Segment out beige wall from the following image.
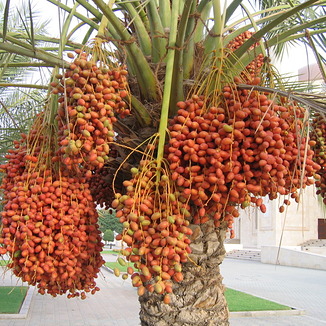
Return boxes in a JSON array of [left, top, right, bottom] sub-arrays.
[[261, 246, 326, 270], [238, 186, 322, 248]]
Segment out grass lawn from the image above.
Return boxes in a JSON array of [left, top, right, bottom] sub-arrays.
[[0, 286, 28, 314], [105, 261, 128, 273], [225, 288, 292, 312], [101, 250, 120, 255]]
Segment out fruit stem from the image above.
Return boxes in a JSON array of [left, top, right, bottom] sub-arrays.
[[92, 1, 114, 62], [156, 0, 180, 172]]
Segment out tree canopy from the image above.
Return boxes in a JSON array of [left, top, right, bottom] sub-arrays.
[[0, 0, 325, 324]]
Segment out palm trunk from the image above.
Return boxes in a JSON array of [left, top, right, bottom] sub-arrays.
[[139, 220, 229, 326]]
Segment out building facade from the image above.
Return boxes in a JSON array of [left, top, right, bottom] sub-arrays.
[[232, 186, 325, 248]]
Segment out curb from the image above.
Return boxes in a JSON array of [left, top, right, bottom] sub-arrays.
[[101, 265, 114, 274], [0, 286, 34, 319], [230, 308, 305, 318]]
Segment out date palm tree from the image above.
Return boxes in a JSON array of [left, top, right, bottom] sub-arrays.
[[1, 1, 325, 325]]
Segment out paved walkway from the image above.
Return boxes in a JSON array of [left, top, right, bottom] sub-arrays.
[[0, 256, 325, 325], [0, 265, 140, 326]]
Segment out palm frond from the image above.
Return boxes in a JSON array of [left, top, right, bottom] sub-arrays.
[[251, 0, 326, 65], [3, 0, 10, 40], [0, 88, 45, 164]]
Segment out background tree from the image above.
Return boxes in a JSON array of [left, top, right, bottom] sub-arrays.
[[98, 209, 123, 234], [0, 0, 325, 325], [103, 229, 114, 244]]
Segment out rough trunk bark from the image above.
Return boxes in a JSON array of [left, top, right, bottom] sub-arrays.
[[139, 220, 229, 326]]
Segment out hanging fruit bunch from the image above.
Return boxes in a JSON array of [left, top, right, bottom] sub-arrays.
[[52, 43, 130, 173], [0, 106, 104, 299], [310, 112, 326, 204], [164, 77, 320, 236], [110, 138, 193, 304], [165, 96, 241, 234], [0, 39, 134, 299], [226, 31, 265, 82]]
